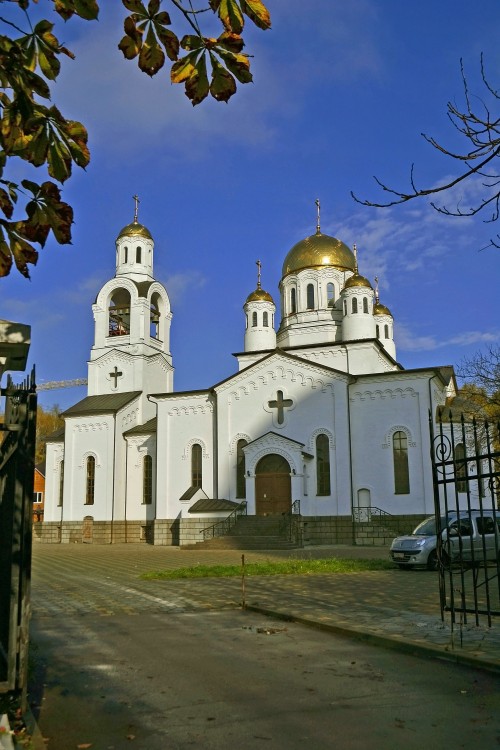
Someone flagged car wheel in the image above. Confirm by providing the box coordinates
[426,550,438,571]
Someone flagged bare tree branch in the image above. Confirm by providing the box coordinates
[457,345,500,410]
[352,55,500,248]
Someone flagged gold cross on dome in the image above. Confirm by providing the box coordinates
[133,194,140,223]
[315,198,321,233]
[256,259,262,289]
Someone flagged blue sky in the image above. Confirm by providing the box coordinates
[2,1,500,410]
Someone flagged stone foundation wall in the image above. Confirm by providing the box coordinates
[353,514,426,547]
[33,520,157,544]
[153,519,180,546]
[33,513,429,547]
[178,517,218,546]
[301,516,354,546]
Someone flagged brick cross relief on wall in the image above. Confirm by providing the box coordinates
[268,390,293,425]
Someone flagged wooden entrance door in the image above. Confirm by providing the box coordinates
[255,454,292,515]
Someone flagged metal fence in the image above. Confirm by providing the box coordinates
[430,409,500,626]
[0,369,37,697]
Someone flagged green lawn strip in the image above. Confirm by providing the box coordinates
[141,557,392,580]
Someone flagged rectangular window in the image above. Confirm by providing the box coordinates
[191,444,202,488]
[85,456,95,505]
[306,284,315,310]
[143,455,153,505]
[393,431,410,494]
[58,460,64,507]
[316,434,331,496]
[33,492,43,504]
[236,440,247,499]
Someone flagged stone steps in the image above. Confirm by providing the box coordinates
[183,515,300,550]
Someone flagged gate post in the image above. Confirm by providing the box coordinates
[0,319,35,707]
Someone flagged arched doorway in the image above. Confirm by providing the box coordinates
[255,454,292,515]
[356,488,371,522]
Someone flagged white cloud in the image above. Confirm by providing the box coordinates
[54,7,281,159]
[330,196,485,291]
[396,321,500,353]
[52,1,386,162]
[164,270,207,304]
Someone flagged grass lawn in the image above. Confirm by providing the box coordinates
[141,557,393,580]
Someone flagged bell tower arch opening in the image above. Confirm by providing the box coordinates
[108,288,131,337]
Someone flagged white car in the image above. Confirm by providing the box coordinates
[390,510,500,570]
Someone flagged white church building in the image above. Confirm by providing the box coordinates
[41,206,457,546]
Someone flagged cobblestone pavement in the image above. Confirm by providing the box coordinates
[31,543,500,672]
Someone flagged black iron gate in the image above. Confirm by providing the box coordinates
[430,409,500,626]
[0,369,37,697]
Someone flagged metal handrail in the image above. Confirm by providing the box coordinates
[200,501,247,541]
[352,505,393,523]
[279,500,303,545]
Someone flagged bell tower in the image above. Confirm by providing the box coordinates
[87,198,174,397]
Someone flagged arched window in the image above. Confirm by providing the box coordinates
[376,324,380,338]
[252,311,258,327]
[455,442,467,493]
[143,455,153,504]
[306,284,315,310]
[124,246,128,264]
[85,456,95,505]
[384,324,389,338]
[108,288,131,336]
[316,434,331,496]
[236,439,247,498]
[363,297,368,314]
[393,431,410,494]
[290,288,297,314]
[327,283,335,307]
[263,311,269,327]
[150,292,161,340]
[191,444,202,488]
[352,298,358,314]
[58,460,64,507]
[136,246,142,263]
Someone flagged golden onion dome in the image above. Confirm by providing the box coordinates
[282,231,356,277]
[343,272,372,290]
[246,287,274,304]
[117,221,153,241]
[374,302,392,317]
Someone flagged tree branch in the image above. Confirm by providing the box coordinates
[352,57,500,232]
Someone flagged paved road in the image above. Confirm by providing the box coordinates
[29,544,500,749]
[31,543,439,618]
[31,609,500,750]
